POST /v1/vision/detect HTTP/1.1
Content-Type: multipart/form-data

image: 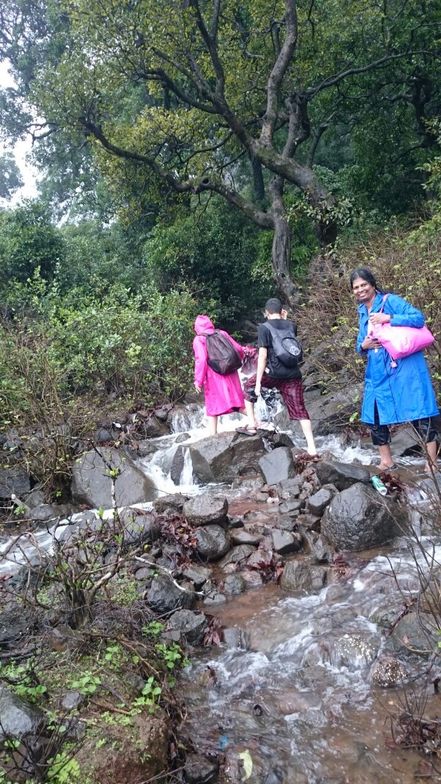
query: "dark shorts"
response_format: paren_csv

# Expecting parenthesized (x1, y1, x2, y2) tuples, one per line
(244, 374, 310, 420)
(370, 403, 438, 446)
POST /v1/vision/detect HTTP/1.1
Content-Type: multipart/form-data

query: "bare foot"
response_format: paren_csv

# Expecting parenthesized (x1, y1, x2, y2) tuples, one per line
(378, 462, 397, 471)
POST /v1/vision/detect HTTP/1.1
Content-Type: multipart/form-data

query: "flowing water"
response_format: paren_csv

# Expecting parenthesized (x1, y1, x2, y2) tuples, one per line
(2, 405, 441, 781)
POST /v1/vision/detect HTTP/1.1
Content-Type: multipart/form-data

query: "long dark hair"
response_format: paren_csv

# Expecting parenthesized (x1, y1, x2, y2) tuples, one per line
(349, 268, 379, 291)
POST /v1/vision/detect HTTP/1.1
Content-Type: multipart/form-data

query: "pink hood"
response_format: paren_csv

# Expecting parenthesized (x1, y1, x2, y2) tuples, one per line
(194, 315, 215, 335)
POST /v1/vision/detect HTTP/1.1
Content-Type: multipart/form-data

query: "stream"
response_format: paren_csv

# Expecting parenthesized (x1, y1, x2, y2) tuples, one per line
(2, 405, 441, 782)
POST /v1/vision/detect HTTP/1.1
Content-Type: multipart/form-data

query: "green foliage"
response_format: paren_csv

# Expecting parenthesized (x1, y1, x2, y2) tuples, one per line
(0, 661, 47, 703)
(142, 620, 165, 638)
(68, 671, 101, 696)
(131, 676, 162, 714)
(46, 753, 81, 784)
(0, 201, 64, 288)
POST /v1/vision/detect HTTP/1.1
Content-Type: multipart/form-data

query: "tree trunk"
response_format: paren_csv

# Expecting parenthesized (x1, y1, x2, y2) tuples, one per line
(269, 176, 298, 307)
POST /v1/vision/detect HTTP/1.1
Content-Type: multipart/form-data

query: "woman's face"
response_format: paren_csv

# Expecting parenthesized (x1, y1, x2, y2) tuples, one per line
(352, 276, 376, 304)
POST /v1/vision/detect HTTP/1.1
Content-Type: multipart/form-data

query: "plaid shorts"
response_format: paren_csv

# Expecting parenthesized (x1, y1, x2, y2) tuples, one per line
(244, 374, 310, 421)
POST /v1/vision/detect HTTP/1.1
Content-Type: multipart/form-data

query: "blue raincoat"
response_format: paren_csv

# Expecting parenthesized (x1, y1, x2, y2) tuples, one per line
(356, 292, 439, 425)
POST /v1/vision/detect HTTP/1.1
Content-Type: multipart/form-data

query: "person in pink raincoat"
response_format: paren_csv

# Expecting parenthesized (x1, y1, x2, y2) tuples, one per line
(193, 315, 247, 435)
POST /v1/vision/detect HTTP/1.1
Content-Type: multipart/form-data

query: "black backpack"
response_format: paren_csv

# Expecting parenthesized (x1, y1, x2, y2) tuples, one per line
(205, 330, 242, 375)
(264, 321, 303, 368)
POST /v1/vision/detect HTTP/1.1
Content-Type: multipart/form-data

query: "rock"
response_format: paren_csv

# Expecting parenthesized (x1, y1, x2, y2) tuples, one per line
(166, 610, 207, 645)
(184, 753, 219, 783)
(271, 529, 302, 555)
(71, 447, 157, 507)
(222, 574, 246, 595)
(315, 460, 370, 490)
(370, 656, 407, 688)
(170, 445, 187, 484)
(119, 509, 161, 547)
(219, 545, 256, 567)
(303, 532, 332, 563)
(280, 559, 327, 593)
(278, 499, 303, 515)
(0, 465, 31, 500)
(296, 512, 322, 531)
(231, 529, 263, 546)
(29, 503, 61, 522)
(0, 609, 35, 647)
(223, 627, 249, 649)
(0, 685, 44, 740)
(61, 691, 84, 711)
(307, 382, 363, 435)
(307, 488, 333, 516)
(321, 482, 401, 551)
(241, 570, 264, 587)
(95, 427, 113, 444)
(331, 633, 378, 668)
(386, 612, 437, 658)
(189, 432, 265, 484)
(146, 575, 195, 614)
(247, 545, 274, 569)
(142, 414, 169, 438)
(154, 493, 189, 514)
(24, 488, 45, 509)
(183, 494, 228, 527)
(258, 447, 295, 486)
(180, 564, 212, 588)
(278, 477, 302, 498)
(195, 525, 231, 561)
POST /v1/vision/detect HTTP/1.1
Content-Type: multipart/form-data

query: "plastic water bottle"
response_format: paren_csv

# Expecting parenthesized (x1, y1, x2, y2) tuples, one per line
(370, 475, 388, 496)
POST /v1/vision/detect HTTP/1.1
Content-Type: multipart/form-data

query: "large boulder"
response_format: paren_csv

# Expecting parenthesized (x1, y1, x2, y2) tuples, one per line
(165, 610, 207, 645)
(258, 447, 295, 485)
(385, 612, 437, 658)
(71, 447, 157, 507)
(183, 493, 228, 527)
(321, 482, 401, 551)
(306, 382, 363, 435)
(315, 460, 370, 490)
(189, 432, 265, 484)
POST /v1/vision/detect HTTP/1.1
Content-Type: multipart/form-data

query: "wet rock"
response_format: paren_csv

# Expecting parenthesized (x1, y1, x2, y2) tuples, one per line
(370, 656, 407, 688)
(0, 465, 31, 500)
(271, 529, 302, 555)
(29, 503, 61, 522)
(258, 447, 295, 486)
(241, 569, 264, 587)
(331, 633, 379, 668)
(296, 512, 322, 532)
(146, 575, 195, 614)
(276, 516, 297, 532)
(303, 532, 332, 563)
(71, 447, 157, 507)
(280, 559, 327, 593)
(119, 509, 161, 547)
(183, 494, 228, 527)
(195, 525, 231, 561)
(143, 414, 169, 438)
(130, 439, 161, 458)
(247, 545, 275, 569)
(278, 477, 302, 498)
(307, 382, 363, 435)
(219, 544, 256, 567)
(386, 611, 437, 658)
(0, 685, 44, 740)
(166, 609, 207, 645)
(154, 493, 189, 514)
(180, 564, 212, 589)
(24, 488, 45, 509)
(184, 753, 219, 783)
(231, 529, 262, 546)
(222, 574, 246, 595)
(278, 499, 303, 515)
(0, 608, 35, 647)
(315, 460, 370, 490)
(223, 627, 249, 649)
(61, 691, 84, 711)
(321, 482, 401, 551)
(189, 432, 265, 484)
(307, 487, 333, 516)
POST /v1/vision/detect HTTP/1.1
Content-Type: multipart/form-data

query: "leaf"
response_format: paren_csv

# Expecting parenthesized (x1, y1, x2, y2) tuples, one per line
(238, 750, 253, 780)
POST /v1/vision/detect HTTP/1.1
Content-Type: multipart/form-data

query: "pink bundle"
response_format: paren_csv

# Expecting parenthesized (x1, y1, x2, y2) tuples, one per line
(369, 323, 435, 360)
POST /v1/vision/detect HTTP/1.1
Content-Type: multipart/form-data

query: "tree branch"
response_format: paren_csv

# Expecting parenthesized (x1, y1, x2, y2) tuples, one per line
(261, 0, 298, 146)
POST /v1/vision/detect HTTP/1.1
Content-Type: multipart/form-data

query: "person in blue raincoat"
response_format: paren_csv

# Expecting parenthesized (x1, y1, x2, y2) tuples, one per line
(351, 268, 439, 471)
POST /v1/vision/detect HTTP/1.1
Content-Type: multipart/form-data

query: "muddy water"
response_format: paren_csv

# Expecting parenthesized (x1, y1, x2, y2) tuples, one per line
(181, 542, 441, 783)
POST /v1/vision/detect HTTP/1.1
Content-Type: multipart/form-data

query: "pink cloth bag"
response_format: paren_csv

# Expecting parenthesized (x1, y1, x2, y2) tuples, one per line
(369, 323, 435, 359)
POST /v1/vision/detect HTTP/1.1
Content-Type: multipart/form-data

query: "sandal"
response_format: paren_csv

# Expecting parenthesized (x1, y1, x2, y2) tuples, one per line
(235, 426, 258, 436)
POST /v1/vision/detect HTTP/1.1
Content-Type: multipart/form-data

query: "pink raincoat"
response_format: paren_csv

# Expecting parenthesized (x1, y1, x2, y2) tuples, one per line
(193, 315, 245, 416)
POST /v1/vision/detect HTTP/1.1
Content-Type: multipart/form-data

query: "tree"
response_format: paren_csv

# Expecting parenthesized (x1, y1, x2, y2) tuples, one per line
(0, 0, 439, 304)
(0, 151, 23, 200)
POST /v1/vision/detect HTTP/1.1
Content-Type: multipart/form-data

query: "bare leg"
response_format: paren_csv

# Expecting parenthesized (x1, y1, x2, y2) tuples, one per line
(243, 400, 258, 430)
(207, 415, 218, 436)
(299, 419, 317, 456)
(424, 440, 438, 473)
(377, 444, 395, 470)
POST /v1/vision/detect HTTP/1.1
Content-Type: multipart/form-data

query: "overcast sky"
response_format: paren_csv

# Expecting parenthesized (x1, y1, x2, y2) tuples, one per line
(0, 60, 39, 204)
